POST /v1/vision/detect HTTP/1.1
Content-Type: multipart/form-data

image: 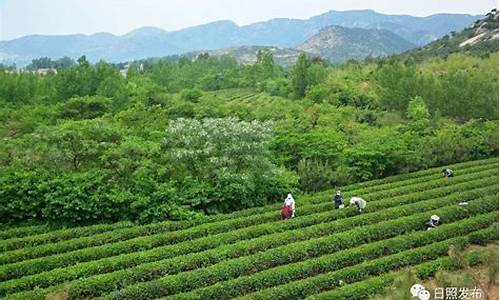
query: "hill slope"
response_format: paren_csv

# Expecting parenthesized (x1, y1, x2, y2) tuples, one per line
(0, 10, 480, 66)
(186, 46, 304, 67)
(403, 9, 499, 60)
(0, 30, 182, 66)
(174, 26, 417, 66)
(297, 26, 416, 63)
(304, 10, 480, 46)
(0, 157, 498, 299)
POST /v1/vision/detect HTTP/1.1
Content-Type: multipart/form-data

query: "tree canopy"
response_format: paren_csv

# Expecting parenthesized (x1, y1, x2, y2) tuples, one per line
(0, 52, 498, 225)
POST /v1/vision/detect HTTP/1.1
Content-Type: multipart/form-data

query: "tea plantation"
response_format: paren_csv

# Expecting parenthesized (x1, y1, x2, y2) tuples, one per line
(0, 157, 498, 299)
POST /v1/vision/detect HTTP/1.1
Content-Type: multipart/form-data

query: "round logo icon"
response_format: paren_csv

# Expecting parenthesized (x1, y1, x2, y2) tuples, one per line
(417, 289, 431, 300)
(410, 284, 426, 297)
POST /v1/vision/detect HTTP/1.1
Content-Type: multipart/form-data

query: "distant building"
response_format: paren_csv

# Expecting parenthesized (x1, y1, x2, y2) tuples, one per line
(119, 63, 144, 78)
(119, 68, 128, 78)
(119, 64, 129, 78)
(36, 68, 57, 75)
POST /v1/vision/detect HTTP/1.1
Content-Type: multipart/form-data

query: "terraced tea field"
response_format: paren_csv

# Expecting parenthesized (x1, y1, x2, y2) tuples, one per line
(0, 158, 498, 299)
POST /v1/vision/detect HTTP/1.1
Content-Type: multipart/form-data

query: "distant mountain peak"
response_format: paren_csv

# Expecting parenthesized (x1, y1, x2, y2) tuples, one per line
(124, 27, 168, 37)
(297, 25, 415, 63)
(183, 19, 239, 30)
(323, 8, 377, 14)
(89, 32, 117, 40)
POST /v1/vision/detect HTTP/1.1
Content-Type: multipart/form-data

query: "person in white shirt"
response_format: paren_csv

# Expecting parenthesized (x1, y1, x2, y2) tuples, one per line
(425, 215, 440, 230)
(349, 197, 366, 213)
(442, 168, 454, 178)
(284, 193, 296, 218)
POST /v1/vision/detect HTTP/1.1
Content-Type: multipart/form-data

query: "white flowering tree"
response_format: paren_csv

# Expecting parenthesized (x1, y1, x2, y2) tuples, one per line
(162, 117, 297, 213)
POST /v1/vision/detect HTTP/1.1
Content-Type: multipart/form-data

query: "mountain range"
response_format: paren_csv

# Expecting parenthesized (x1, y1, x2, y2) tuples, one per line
(0, 9, 482, 66)
(402, 8, 499, 60)
(185, 26, 417, 67)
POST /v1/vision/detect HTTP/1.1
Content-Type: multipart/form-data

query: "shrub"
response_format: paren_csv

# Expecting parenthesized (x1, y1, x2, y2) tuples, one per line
(57, 95, 112, 120)
(180, 88, 203, 102)
(297, 159, 337, 192)
(41, 170, 131, 224)
(0, 168, 52, 223)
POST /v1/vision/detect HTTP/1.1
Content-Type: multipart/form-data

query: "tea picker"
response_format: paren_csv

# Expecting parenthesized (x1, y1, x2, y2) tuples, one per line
(333, 191, 344, 209)
(281, 193, 295, 220)
(424, 215, 440, 230)
(349, 197, 366, 213)
(442, 168, 454, 178)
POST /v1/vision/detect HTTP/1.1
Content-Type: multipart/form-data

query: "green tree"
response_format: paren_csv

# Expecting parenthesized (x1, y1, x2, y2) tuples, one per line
(77, 55, 90, 68)
(375, 59, 418, 113)
(180, 88, 203, 102)
(41, 170, 131, 224)
(54, 56, 76, 69)
(406, 96, 431, 134)
(0, 71, 39, 105)
(57, 95, 112, 120)
(0, 168, 52, 222)
(30, 120, 123, 171)
(255, 50, 282, 81)
(297, 159, 336, 192)
(161, 118, 297, 213)
(291, 53, 311, 98)
(291, 54, 328, 99)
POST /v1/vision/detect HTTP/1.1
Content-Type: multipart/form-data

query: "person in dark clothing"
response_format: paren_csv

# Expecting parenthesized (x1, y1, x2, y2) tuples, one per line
(442, 168, 454, 178)
(424, 215, 440, 230)
(333, 191, 344, 209)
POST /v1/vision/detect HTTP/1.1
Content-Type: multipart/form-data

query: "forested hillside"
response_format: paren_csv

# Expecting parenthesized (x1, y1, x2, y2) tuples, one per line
(186, 46, 304, 67)
(0, 44, 497, 225)
(402, 8, 499, 61)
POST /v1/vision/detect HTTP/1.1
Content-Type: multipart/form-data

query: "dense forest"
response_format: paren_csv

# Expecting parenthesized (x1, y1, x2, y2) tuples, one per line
(0, 47, 498, 225)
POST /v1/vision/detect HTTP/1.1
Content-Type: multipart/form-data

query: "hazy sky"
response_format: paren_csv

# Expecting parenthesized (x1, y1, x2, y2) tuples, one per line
(1, 0, 497, 40)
